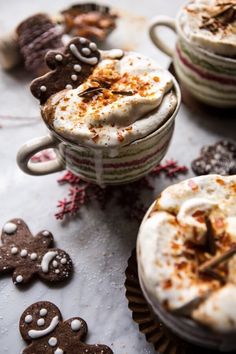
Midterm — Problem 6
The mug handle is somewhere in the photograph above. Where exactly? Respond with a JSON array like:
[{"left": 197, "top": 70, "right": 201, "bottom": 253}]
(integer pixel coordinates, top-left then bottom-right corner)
[
  {"left": 17, "top": 134, "right": 65, "bottom": 176},
  {"left": 149, "top": 15, "right": 176, "bottom": 58}
]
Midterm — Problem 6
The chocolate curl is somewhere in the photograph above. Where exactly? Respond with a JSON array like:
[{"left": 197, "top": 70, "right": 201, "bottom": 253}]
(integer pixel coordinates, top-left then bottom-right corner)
[
  {"left": 0, "top": 31, "right": 21, "bottom": 70},
  {"left": 199, "top": 245, "right": 236, "bottom": 274},
  {"left": 16, "top": 13, "right": 64, "bottom": 76}
]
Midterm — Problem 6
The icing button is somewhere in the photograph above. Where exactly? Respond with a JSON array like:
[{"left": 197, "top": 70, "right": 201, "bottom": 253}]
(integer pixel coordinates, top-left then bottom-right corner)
[
  {"left": 89, "top": 42, "right": 97, "bottom": 51},
  {"left": 16, "top": 275, "right": 23, "bottom": 283},
  {"left": 71, "top": 319, "right": 81, "bottom": 331},
  {"left": 24, "top": 315, "right": 33, "bottom": 324},
  {"left": 30, "top": 253, "right": 37, "bottom": 261},
  {"left": 42, "top": 231, "right": 50, "bottom": 237},
  {"left": 40, "top": 85, "right": 47, "bottom": 92},
  {"left": 73, "top": 64, "right": 81, "bottom": 72},
  {"left": 82, "top": 48, "right": 91, "bottom": 56},
  {"left": 11, "top": 247, "right": 18, "bottom": 255},
  {"left": 54, "top": 348, "right": 63, "bottom": 354},
  {"left": 49, "top": 337, "right": 57, "bottom": 346},
  {"left": 71, "top": 74, "right": 78, "bottom": 81},
  {"left": 40, "top": 308, "right": 47, "bottom": 316},
  {"left": 53, "top": 260, "right": 58, "bottom": 268},
  {"left": 66, "top": 84, "right": 73, "bottom": 90},
  {"left": 3, "top": 222, "right": 17, "bottom": 234},
  {"left": 79, "top": 37, "right": 87, "bottom": 44},
  {"left": 55, "top": 54, "right": 63, "bottom": 61},
  {"left": 37, "top": 318, "right": 45, "bottom": 326},
  {"left": 20, "top": 249, "right": 28, "bottom": 257}
]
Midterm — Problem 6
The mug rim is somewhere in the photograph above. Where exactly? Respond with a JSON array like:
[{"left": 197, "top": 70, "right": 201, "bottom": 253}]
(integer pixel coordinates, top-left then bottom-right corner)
[
  {"left": 45, "top": 74, "right": 181, "bottom": 151},
  {"left": 175, "top": 1, "right": 236, "bottom": 64}
]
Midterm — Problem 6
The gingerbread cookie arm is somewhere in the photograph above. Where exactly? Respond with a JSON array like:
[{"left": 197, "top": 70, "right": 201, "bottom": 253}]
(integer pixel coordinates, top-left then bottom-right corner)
[
  {"left": 1, "top": 219, "right": 32, "bottom": 245},
  {"left": 80, "top": 343, "right": 114, "bottom": 354},
  {"left": 34, "top": 230, "right": 54, "bottom": 248},
  {"left": 12, "top": 266, "right": 34, "bottom": 285},
  {"left": 62, "top": 318, "right": 113, "bottom": 354},
  {"left": 0, "top": 249, "right": 14, "bottom": 273},
  {"left": 63, "top": 317, "right": 88, "bottom": 341}
]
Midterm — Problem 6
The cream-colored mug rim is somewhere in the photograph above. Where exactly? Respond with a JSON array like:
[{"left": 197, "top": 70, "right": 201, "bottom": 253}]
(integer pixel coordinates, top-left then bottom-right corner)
[{"left": 175, "top": 1, "right": 236, "bottom": 64}]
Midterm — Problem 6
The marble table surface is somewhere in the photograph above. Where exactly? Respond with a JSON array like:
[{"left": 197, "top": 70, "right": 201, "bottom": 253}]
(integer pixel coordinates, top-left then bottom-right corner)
[{"left": 0, "top": 0, "right": 236, "bottom": 353}]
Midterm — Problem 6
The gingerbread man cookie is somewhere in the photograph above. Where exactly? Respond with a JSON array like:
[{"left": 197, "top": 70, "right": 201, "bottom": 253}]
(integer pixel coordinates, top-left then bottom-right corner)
[
  {"left": 20, "top": 301, "right": 113, "bottom": 354},
  {"left": 30, "top": 36, "right": 101, "bottom": 104},
  {"left": 0, "top": 219, "right": 72, "bottom": 286}
]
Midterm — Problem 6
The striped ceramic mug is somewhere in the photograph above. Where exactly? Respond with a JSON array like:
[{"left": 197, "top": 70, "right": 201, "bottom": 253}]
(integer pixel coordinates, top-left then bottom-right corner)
[
  {"left": 149, "top": 12, "right": 236, "bottom": 108},
  {"left": 16, "top": 78, "right": 181, "bottom": 187}
]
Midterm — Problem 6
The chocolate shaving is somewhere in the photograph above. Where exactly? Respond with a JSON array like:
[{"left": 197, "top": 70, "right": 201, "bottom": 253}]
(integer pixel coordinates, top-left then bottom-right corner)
[
  {"left": 200, "top": 2, "right": 236, "bottom": 33},
  {"left": 201, "top": 269, "right": 226, "bottom": 284},
  {"left": 205, "top": 217, "right": 217, "bottom": 256},
  {"left": 78, "top": 87, "right": 104, "bottom": 98},
  {"left": 77, "top": 86, "right": 134, "bottom": 99},
  {"left": 199, "top": 244, "right": 236, "bottom": 273},
  {"left": 91, "top": 79, "right": 112, "bottom": 88},
  {"left": 112, "top": 90, "right": 134, "bottom": 96}
]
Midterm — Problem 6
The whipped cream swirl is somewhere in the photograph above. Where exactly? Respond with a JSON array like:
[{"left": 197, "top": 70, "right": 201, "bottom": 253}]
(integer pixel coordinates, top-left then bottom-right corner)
[
  {"left": 42, "top": 51, "right": 177, "bottom": 147},
  {"left": 179, "top": 0, "right": 236, "bottom": 57},
  {"left": 138, "top": 174, "right": 236, "bottom": 332}
]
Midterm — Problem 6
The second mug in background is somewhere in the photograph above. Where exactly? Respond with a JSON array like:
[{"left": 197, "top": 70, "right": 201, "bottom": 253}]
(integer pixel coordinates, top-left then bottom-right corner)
[{"left": 149, "top": 0, "right": 236, "bottom": 108}]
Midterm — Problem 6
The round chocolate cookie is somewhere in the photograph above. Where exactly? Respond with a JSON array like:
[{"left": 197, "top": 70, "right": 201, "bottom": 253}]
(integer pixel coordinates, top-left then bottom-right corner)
[{"left": 192, "top": 140, "right": 236, "bottom": 176}]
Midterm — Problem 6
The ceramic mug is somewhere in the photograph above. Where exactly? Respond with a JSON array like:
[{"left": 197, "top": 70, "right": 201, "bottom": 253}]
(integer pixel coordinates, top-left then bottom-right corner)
[
  {"left": 17, "top": 78, "right": 181, "bottom": 187},
  {"left": 149, "top": 12, "right": 236, "bottom": 108},
  {"left": 137, "top": 200, "right": 236, "bottom": 352}
]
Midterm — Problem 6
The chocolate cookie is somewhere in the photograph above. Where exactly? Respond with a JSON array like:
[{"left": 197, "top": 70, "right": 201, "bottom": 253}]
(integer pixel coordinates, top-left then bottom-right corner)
[
  {"left": 20, "top": 301, "right": 113, "bottom": 354},
  {"left": 30, "top": 36, "right": 100, "bottom": 104},
  {"left": 192, "top": 140, "right": 236, "bottom": 176},
  {"left": 16, "top": 13, "right": 63, "bottom": 76},
  {"left": 61, "top": 3, "right": 117, "bottom": 41},
  {"left": 0, "top": 219, "right": 72, "bottom": 286}
]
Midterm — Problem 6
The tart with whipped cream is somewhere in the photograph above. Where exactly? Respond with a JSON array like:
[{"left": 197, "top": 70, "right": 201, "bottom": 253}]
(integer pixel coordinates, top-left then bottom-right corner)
[
  {"left": 179, "top": 0, "right": 236, "bottom": 57},
  {"left": 137, "top": 175, "right": 236, "bottom": 351},
  {"left": 39, "top": 50, "right": 177, "bottom": 148}
]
